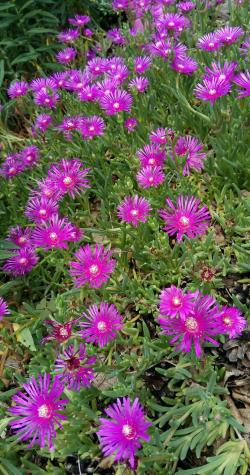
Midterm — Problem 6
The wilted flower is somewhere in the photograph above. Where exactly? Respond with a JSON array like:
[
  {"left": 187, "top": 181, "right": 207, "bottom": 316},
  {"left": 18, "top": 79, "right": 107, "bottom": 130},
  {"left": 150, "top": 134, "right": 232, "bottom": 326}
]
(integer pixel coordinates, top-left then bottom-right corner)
[
  {"left": 159, "top": 195, "right": 211, "bottom": 241},
  {"left": 0, "top": 297, "right": 9, "bottom": 320},
  {"left": 8, "top": 81, "right": 29, "bottom": 99},
  {"left": 56, "top": 47, "right": 77, "bottom": 64},
  {"left": 194, "top": 77, "right": 231, "bottom": 105},
  {"left": 69, "top": 245, "right": 116, "bottom": 289},
  {"left": 218, "top": 306, "right": 246, "bottom": 338},
  {"left": 118, "top": 195, "right": 151, "bottom": 227},
  {"left": 47, "top": 159, "right": 90, "bottom": 198},
  {"left": 42, "top": 318, "right": 79, "bottom": 344},
  {"left": 55, "top": 343, "right": 96, "bottom": 390},
  {"left": 174, "top": 135, "right": 206, "bottom": 175},
  {"left": 240, "top": 37, "right": 250, "bottom": 60},
  {"left": 79, "top": 302, "right": 123, "bottom": 347},
  {"left": 34, "top": 114, "right": 52, "bottom": 133},
  {"left": 99, "top": 89, "right": 133, "bottom": 115},
  {"left": 25, "top": 196, "right": 59, "bottom": 223},
  {"left": 124, "top": 117, "right": 137, "bottom": 132},
  {"left": 158, "top": 293, "right": 220, "bottom": 357},
  {"left": 137, "top": 166, "right": 165, "bottom": 188},
  {"left": 97, "top": 397, "right": 151, "bottom": 469},
  {"left": 159, "top": 285, "right": 198, "bottom": 320},
  {"left": 7, "top": 226, "right": 32, "bottom": 248},
  {"left": 233, "top": 71, "right": 250, "bottom": 99},
  {"left": 3, "top": 248, "right": 38, "bottom": 276},
  {"left": 9, "top": 373, "right": 67, "bottom": 450}
]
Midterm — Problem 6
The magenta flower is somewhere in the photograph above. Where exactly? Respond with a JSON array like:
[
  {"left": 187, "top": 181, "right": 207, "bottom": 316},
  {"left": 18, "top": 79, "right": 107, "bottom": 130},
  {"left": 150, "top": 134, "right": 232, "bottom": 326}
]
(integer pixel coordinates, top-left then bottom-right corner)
[
  {"left": 35, "top": 177, "right": 61, "bottom": 201},
  {"left": 57, "top": 28, "right": 80, "bottom": 43},
  {"left": 54, "top": 343, "right": 96, "bottom": 390},
  {"left": 97, "top": 397, "right": 151, "bottom": 469},
  {"left": 215, "top": 26, "right": 244, "bottom": 46},
  {"left": 137, "top": 144, "right": 166, "bottom": 167},
  {"left": 233, "top": 71, "right": 250, "bottom": 98},
  {"left": 30, "top": 78, "right": 57, "bottom": 92},
  {"left": 0, "top": 297, "right": 9, "bottom": 320},
  {"left": 0, "top": 155, "right": 24, "bottom": 179},
  {"left": 159, "top": 286, "right": 198, "bottom": 320},
  {"left": 68, "top": 224, "right": 83, "bottom": 243},
  {"left": 240, "top": 37, "right": 250, "bottom": 60},
  {"left": 203, "top": 61, "right": 237, "bottom": 82},
  {"left": 20, "top": 145, "right": 40, "bottom": 168},
  {"left": 56, "top": 116, "right": 82, "bottom": 140},
  {"left": 47, "top": 159, "right": 90, "bottom": 198},
  {"left": 99, "top": 90, "right": 133, "bottom": 115},
  {"left": 197, "top": 33, "right": 221, "bottom": 51},
  {"left": 3, "top": 248, "right": 38, "bottom": 276},
  {"left": 68, "top": 15, "right": 90, "bottom": 27},
  {"left": 96, "top": 78, "right": 119, "bottom": 95},
  {"left": 149, "top": 128, "right": 168, "bottom": 145},
  {"left": 160, "top": 13, "right": 187, "bottom": 31},
  {"left": 218, "top": 306, "right": 246, "bottom": 338},
  {"left": 70, "top": 244, "right": 116, "bottom": 289},
  {"left": 134, "top": 56, "right": 152, "bottom": 74},
  {"left": 31, "top": 215, "right": 75, "bottom": 250},
  {"left": 56, "top": 47, "right": 77, "bottom": 64},
  {"left": 149, "top": 39, "right": 173, "bottom": 59},
  {"left": 118, "top": 195, "right": 151, "bottom": 227},
  {"left": 7, "top": 225, "right": 32, "bottom": 249},
  {"left": 80, "top": 115, "right": 105, "bottom": 139},
  {"left": 171, "top": 55, "right": 198, "bottom": 75},
  {"left": 129, "top": 77, "right": 149, "bottom": 93},
  {"left": 51, "top": 72, "right": 68, "bottom": 89},
  {"left": 9, "top": 373, "right": 67, "bottom": 450},
  {"left": 112, "top": 0, "right": 129, "bottom": 9},
  {"left": 107, "top": 64, "right": 129, "bottom": 85},
  {"left": 107, "top": 28, "right": 126, "bottom": 46},
  {"left": 34, "top": 89, "right": 59, "bottom": 109},
  {"left": 159, "top": 195, "right": 211, "bottom": 241},
  {"left": 65, "top": 70, "right": 91, "bottom": 92},
  {"left": 42, "top": 318, "right": 80, "bottom": 344},
  {"left": 87, "top": 57, "right": 108, "bottom": 76},
  {"left": 34, "top": 114, "right": 52, "bottom": 133},
  {"left": 194, "top": 77, "right": 231, "bottom": 105},
  {"left": 78, "top": 84, "right": 100, "bottom": 102},
  {"left": 84, "top": 28, "right": 93, "bottom": 37},
  {"left": 174, "top": 135, "right": 207, "bottom": 175},
  {"left": 25, "top": 196, "right": 59, "bottom": 223},
  {"left": 107, "top": 57, "right": 125, "bottom": 73},
  {"left": 124, "top": 117, "right": 137, "bottom": 132},
  {"left": 79, "top": 302, "right": 123, "bottom": 347},
  {"left": 8, "top": 81, "right": 29, "bottom": 99},
  {"left": 158, "top": 294, "right": 220, "bottom": 358},
  {"left": 177, "top": 1, "right": 196, "bottom": 12},
  {"left": 137, "top": 166, "right": 165, "bottom": 188}
]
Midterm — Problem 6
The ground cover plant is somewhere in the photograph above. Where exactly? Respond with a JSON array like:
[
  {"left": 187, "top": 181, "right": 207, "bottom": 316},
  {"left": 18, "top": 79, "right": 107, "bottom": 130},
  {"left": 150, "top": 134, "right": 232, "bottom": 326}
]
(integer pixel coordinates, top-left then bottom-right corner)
[{"left": 0, "top": 0, "right": 250, "bottom": 474}]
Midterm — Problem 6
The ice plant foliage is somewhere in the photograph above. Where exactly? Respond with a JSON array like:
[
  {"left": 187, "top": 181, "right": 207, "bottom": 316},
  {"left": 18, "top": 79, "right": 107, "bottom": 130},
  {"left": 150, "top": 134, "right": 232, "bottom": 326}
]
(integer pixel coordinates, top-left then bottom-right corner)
[
  {"left": 97, "top": 398, "right": 151, "bottom": 469},
  {"left": 9, "top": 374, "right": 67, "bottom": 450}
]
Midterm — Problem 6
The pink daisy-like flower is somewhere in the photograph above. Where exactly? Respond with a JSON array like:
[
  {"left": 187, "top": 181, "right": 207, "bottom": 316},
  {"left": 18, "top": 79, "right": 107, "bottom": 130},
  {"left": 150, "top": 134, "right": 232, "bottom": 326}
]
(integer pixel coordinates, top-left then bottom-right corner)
[
  {"left": 9, "top": 373, "right": 67, "bottom": 450},
  {"left": 215, "top": 26, "right": 244, "bottom": 46},
  {"left": 124, "top": 117, "right": 137, "bottom": 132},
  {"left": 107, "top": 28, "right": 126, "bottom": 46},
  {"left": 78, "top": 84, "right": 100, "bottom": 102},
  {"left": 149, "top": 128, "right": 167, "bottom": 145},
  {"left": 31, "top": 215, "right": 75, "bottom": 250},
  {"left": 233, "top": 71, "right": 250, "bottom": 99},
  {"left": 42, "top": 318, "right": 80, "bottom": 344},
  {"left": 96, "top": 78, "right": 119, "bottom": 96},
  {"left": 174, "top": 135, "right": 206, "bottom": 175},
  {"left": 69, "top": 244, "right": 116, "bottom": 289},
  {"left": 160, "top": 13, "right": 187, "bottom": 31},
  {"left": 87, "top": 57, "right": 108, "bottom": 76},
  {"left": 56, "top": 116, "right": 82, "bottom": 140},
  {"left": 47, "top": 159, "right": 90, "bottom": 198},
  {"left": 79, "top": 302, "right": 123, "bottom": 347},
  {"left": 54, "top": 343, "right": 96, "bottom": 390},
  {"left": 99, "top": 89, "right": 133, "bottom": 115},
  {"left": 159, "top": 285, "right": 198, "bottom": 320},
  {"left": 65, "top": 70, "right": 91, "bottom": 92},
  {"left": 129, "top": 76, "right": 149, "bottom": 93},
  {"left": 84, "top": 28, "right": 93, "bottom": 37},
  {"left": 67, "top": 224, "right": 83, "bottom": 243},
  {"left": 20, "top": 145, "right": 40, "bottom": 168},
  {"left": 8, "top": 81, "right": 29, "bottom": 99},
  {"left": 0, "top": 155, "right": 24, "bottom": 179},
  {"left": 134, "top": 56, "right": 152, "bottom": 74},
  {"left": 68, "top": 15, "right": 90, "bottom": 27},
  {"left": 137, "top": 144, "right": 166, "bottom": 167},
  {"left": 56, "top": 47, "right": 77, "bottom": 64},
  {"left": 30, "top": 78, "right": 57, "bottom": 92},
  {"left": 158, "top": 293, "right": 220, "bottom": 358},
  {"left": 137, "top": 166, "right": 165, "bottom": 188},
  {"left": 218, "top": 306, "right": 246, "bottom": 338},
  {"left": 194, "top": 77, "right": 231, "bottom": 105},
  {"left": 197, "top": 33, "right": 221, "bottom": 52},
  {"left": 25, "top": 196, "right": 59, "bottom": 223},
  {"left": 107, "top": 64, "right": 129, "bottom": 85},
  {"left": 2, "top": 248, "right": 38, "bottom": 276},
  {"left": 51, "top": 72, "right": 68, "bottom": 89},
  {"left": 117, "top": 195, "right": 151, "bottom": 227},
  {"left": 112, "top": 0, "right": 129, "bottom": 9},
  {"left": 171, "top": 55, "right": 198, "bottom": 75},
  {"left": 97, "top": 397, "right": 151, "bottom": 469},
  {"left": 80, "top": 115, "right": 105, "bottom": 139},
  {"left": 0, "top": 297, "right": 9, "bottom": 320},
  {"left": 35, "top": 177, "right": 61, "bottom": 201},
  {"left": 57, "top": 28, "right": 80, "bottom": 43},
  {"left": 34, "top": 114, "right": 52, "bottom": 133},
  {"left": 7, "top": 226, "right": 32, "bottom": 249},
  {"left": 240, "top": 37, "right": 250, "bottom": 60},
  {"left": 159, "top": 195, "right": 211, "bottom": 241},
  {"left": 107, "top": 57, "right": 125, "bottom": 73},
  {"left": 149, "top": 39, "right": 173, "bottom": 59},
  {"left": 177, "top": 1, "right": 196, "bottom": 12},
  {"left": 203, "top": 61, "right": 237, "bottom": 82},
  {"left": 34, "top": 89, "right": 59, "bottom": 109}
]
